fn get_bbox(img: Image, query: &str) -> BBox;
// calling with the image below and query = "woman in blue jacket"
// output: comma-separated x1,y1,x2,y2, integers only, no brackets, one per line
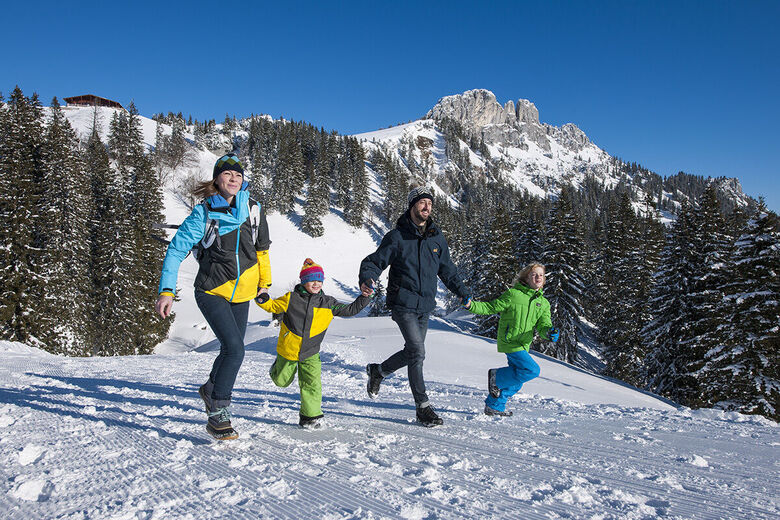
155,154,272,440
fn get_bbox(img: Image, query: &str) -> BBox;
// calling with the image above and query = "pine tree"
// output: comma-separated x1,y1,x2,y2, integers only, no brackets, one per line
86,128,133,355
248,117,276,205
168,115,188,170
334,138,352,210
373,146,409,223
643,202,699,401
151,120,167,177
35,97,92,354
107,104,170,355
598,192,646,384
512,198,545,267
0,87,46,344
702,203,779,420
540,187,586,363
677,184,734,406
273,122,304,214
343,137,369,228
474,205,515,336
301,142,331,237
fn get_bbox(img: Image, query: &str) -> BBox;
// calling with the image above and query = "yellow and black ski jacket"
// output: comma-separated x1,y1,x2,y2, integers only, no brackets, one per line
259,285,371,361
159,190,272,302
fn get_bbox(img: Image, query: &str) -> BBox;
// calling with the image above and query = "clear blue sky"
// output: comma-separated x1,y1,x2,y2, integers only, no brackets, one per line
4,0,778,211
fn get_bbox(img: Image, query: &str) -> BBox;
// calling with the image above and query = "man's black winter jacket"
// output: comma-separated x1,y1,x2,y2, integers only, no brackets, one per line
359,211,468,313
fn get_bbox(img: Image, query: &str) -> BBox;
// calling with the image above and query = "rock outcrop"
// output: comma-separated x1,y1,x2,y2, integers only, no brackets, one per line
425,89,590,154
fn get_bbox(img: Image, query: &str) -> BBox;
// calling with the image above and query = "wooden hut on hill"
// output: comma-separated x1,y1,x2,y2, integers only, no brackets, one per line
63,95,124,110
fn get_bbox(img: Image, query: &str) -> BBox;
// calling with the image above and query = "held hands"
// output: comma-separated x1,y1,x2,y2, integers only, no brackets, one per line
255,287,270,305
360,279,374,297
548,327,560,343
155,294,173,319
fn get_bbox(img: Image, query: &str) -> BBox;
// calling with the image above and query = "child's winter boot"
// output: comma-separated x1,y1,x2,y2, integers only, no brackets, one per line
484,405,513,417
299,413,325,430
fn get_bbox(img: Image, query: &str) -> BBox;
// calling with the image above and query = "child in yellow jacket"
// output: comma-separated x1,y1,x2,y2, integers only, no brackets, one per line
257,259,372,428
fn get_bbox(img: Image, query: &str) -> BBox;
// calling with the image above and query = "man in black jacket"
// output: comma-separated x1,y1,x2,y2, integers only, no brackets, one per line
359,186,470,426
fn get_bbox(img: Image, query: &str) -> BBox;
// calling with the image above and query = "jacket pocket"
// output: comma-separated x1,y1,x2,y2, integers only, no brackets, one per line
277,323,302,361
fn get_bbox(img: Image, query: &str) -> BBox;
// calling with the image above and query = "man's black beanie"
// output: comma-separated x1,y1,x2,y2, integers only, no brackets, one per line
407,185,434,209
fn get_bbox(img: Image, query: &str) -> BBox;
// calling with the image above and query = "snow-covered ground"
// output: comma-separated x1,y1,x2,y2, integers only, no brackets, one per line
4,104,775,519
2,283,778,519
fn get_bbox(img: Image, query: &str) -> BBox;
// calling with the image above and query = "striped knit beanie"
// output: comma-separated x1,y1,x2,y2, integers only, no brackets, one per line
300,258,325,284
407,185,434,209
213,154,244,179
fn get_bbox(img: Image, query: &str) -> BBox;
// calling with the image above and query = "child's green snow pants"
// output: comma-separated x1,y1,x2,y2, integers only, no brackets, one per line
270,353,322,418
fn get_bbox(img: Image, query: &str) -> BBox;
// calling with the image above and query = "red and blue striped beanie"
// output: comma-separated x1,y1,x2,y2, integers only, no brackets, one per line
300,258,325,284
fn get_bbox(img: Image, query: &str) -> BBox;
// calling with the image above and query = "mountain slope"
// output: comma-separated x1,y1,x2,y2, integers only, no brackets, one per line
356,89,753,215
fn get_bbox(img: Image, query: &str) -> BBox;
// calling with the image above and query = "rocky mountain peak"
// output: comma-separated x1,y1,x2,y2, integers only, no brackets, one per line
425,89,589,153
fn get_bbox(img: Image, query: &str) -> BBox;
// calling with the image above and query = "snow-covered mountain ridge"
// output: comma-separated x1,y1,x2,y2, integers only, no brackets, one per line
56,89,754,221
356,89,752,213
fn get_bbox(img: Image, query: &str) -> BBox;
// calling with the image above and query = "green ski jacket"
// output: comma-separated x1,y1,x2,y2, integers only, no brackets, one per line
468,282,553,353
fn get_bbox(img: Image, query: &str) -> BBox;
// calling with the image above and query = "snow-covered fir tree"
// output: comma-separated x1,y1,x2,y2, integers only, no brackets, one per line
272,122,304,214
301,138,331,237
598,192,646,385
474,204,515,336
86,127,135,356
0,87,46,344
343,137,369,228
107,104,170,355
702,202,779,420
643,202,700,401
35,97,92,354
540,187,586,363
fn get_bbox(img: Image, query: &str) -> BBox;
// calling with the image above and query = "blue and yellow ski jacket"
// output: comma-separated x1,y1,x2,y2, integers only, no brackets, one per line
158,189,272,302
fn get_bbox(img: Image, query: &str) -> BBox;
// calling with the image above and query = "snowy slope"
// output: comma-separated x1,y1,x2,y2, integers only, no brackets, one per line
2,320,778,519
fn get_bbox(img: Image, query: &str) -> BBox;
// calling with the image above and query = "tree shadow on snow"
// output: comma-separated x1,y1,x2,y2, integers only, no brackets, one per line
330,279,361,299
0,376,211,445
194,335,278,355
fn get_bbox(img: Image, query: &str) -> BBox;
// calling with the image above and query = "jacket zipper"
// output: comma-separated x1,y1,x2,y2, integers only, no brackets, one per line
300,290,314,352
417,237,423,297
525,291,540,335
228,208,244,302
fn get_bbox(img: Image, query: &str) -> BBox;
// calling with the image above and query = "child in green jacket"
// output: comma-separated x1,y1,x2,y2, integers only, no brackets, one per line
465,262,559,416
257,259,372,429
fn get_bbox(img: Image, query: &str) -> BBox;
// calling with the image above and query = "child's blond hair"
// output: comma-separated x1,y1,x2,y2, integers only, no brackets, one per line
512,262,546,286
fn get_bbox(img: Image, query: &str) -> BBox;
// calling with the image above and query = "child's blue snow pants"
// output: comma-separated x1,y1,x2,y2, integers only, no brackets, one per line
485,350,540,412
